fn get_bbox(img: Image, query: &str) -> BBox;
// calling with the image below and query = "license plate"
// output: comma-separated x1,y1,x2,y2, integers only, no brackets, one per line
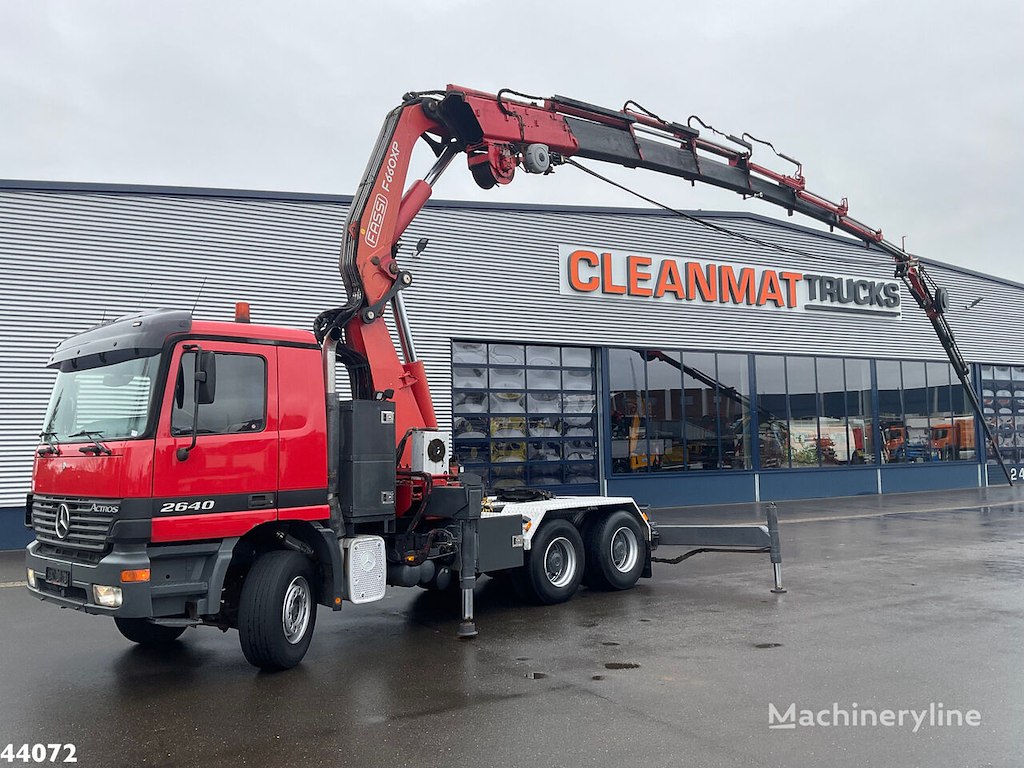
44,567,70,587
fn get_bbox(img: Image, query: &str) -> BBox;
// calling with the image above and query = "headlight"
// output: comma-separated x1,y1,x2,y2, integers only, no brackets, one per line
92,585,123,608
26,568,36,588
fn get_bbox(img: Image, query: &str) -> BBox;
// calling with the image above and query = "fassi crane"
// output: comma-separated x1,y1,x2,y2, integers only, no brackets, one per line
315,85,1008,488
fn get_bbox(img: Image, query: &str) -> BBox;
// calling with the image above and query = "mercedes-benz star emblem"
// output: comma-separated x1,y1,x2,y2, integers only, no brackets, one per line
55,503,71,540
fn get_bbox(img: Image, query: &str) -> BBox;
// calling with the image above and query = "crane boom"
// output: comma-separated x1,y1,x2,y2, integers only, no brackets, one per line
314,85,1009,483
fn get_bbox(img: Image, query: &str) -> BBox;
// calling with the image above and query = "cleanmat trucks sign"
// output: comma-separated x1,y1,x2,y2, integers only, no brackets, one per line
559,245,902,318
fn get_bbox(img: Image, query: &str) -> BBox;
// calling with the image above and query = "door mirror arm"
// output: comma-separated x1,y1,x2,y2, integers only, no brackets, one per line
177,345,208,461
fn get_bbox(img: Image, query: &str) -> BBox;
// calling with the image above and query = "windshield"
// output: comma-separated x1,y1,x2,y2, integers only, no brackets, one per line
43,354,161,442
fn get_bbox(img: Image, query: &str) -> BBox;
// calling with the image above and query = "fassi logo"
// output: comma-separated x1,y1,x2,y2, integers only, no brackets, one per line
364,141,401,248
365,193,388,248
560,247,901,316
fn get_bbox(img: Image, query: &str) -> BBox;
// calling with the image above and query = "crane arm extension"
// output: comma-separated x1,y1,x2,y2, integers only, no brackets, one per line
331,85,1009,482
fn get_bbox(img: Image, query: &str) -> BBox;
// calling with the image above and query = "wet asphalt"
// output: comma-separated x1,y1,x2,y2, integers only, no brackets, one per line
1,488,1023,768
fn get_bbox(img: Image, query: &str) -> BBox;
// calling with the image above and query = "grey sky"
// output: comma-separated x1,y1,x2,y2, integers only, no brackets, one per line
2,0,1022,285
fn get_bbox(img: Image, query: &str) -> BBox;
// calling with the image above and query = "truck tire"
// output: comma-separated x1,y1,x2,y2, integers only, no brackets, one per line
511,519,585,605
583,510,645,591
114,617,187,645
238,550,317,671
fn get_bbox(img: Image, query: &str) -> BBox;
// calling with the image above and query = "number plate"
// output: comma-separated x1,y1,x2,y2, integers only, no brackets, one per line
44,567,70,587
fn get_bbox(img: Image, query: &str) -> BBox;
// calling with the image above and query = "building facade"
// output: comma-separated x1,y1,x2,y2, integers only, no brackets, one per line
2,180,1021,549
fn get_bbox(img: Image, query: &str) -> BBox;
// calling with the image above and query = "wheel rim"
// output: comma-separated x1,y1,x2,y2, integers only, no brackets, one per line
282,575,311,645
609,526,639,573
543,536,578,588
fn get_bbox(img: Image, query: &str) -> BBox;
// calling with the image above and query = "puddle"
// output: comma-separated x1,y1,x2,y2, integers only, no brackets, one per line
754,642,783,649
601,641,620,647
515,656,530,661
592,675,605,681
604,662,640,670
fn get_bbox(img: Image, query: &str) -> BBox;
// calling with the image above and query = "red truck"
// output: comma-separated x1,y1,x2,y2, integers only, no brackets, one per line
24,85,991,670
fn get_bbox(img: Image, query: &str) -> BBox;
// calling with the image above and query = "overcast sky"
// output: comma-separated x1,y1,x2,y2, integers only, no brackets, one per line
2,0,1022,285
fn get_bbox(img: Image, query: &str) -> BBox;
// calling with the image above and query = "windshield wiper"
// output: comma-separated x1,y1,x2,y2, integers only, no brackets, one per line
38,431,62,456
69,430,113,456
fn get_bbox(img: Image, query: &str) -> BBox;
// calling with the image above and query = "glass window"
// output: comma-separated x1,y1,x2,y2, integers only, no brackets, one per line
452,341,597,492
646,351,684,472
717,353,752,470
609,348,649,473
980,363,1013,464
683,352,720,471
844,359,875,464
452,341,487,364
172,352,266,436
901,361,931,463
787,357,819,467
816,357,847,466
876,360,905,464
755,356,789,469
489,344,524,365
526,346,560,366
44,354,160,442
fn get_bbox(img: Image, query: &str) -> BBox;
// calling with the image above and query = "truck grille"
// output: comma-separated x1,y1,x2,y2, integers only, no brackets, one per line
32,495,119,555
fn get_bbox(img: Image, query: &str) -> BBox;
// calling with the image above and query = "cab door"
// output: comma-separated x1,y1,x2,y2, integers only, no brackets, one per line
151,341,279,542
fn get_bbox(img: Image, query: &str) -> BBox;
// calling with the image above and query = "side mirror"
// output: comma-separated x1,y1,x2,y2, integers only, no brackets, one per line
196,351,216,405
175,361,185,409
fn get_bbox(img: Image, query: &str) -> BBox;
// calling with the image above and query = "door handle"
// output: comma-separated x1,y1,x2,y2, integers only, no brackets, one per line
248,493,275,509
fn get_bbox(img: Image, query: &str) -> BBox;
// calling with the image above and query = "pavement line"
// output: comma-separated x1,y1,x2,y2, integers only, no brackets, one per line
0,581,26,589
778,498,1024,525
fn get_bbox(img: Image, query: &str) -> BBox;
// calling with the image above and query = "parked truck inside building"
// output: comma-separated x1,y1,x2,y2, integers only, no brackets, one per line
24,85,1003,670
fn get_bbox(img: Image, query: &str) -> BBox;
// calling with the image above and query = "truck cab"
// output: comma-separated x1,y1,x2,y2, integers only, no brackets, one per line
26,309,330,631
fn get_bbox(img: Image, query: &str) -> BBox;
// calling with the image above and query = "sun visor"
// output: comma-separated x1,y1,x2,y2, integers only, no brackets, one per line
48,309,192,371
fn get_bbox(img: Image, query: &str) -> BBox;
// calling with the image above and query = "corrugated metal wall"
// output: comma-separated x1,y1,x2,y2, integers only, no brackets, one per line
2,183,1022,508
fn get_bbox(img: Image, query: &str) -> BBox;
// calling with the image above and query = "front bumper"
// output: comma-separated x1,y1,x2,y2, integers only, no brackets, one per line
25,539,230,619
25,541,153,617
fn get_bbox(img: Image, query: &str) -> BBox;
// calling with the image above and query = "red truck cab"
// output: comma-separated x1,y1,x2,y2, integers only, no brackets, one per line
26,309,334,628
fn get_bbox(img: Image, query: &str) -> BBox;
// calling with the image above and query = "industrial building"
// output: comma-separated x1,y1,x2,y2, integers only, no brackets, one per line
2,179,1021,549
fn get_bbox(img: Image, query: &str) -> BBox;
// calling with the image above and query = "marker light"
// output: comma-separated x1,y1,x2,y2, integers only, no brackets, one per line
120,569,150,583
26,568,36,588
92,585,123,608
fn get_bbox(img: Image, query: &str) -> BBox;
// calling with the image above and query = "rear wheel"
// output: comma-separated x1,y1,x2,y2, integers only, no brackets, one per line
512,519,585,605
238,550,317,671
584,510,646,591
114,617,187,645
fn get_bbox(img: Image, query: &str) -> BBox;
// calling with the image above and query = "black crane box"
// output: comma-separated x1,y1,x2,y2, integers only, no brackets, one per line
338,400,396,522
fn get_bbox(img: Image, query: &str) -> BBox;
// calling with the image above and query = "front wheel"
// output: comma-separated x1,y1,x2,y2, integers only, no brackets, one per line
238,550,318,671
512,519,585,605
583,510,646,591
114,617,187,645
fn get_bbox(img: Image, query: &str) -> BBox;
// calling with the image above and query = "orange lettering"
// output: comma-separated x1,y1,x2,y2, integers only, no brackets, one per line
687,263,717,302
757,270,786,307
627,255,653,297
601,252,626,295
780,271,803,308
720,266,757,305
654,259,686,299
568,250,600,292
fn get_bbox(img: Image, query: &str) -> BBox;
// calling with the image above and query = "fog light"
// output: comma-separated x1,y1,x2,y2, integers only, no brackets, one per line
26,568,36,588
92,585,123,608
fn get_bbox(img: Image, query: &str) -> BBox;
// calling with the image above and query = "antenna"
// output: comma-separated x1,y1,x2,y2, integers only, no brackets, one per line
137,282,154,311
190,278,208,314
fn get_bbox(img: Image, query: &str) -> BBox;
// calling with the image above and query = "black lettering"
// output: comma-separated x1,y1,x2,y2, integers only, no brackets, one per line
853,280,870,306
882,283,900,308
867,281,884,307
803,274,821,300
820,276,838,302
